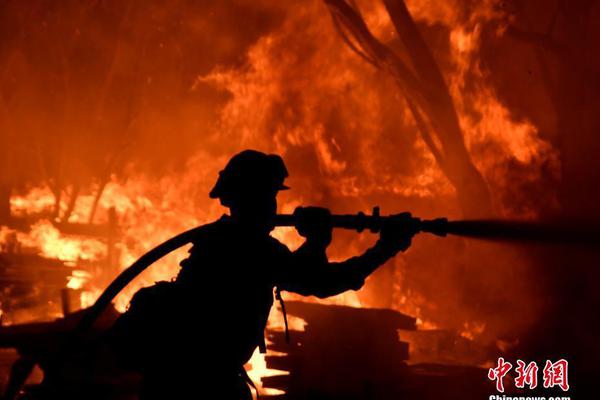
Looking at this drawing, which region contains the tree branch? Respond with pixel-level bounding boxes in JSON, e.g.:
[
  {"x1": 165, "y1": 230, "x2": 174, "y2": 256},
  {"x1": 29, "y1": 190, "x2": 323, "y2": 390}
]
[{"x1": 324, "y1": 0, "x2": 492, "y2": 216}]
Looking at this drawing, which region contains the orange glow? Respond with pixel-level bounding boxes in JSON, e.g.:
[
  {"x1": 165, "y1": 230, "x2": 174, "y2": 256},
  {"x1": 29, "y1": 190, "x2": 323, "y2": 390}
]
[{"x1": 0, "y1": 0, "x2": 564, "y2": 389}]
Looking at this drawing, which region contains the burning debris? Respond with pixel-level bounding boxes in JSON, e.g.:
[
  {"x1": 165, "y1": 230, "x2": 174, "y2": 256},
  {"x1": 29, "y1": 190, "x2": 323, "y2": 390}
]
[{"x1": 0, "y1": 202, "x2": 118, "y2": 324}]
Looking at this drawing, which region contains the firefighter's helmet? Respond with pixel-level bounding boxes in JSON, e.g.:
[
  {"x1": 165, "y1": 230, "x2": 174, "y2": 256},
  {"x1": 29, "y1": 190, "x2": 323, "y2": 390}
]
[{"x1": 209, "y1": 150, "x2": 289, "y2": 206}]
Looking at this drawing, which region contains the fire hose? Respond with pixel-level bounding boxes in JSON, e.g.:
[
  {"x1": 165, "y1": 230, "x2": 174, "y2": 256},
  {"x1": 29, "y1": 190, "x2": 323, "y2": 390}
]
[
  {"x1": 73, "y1": 207, "x2": 599, "y2": 336},
  {"x1": 73, "y1": 207, "x2": 441, "y2": 336}
]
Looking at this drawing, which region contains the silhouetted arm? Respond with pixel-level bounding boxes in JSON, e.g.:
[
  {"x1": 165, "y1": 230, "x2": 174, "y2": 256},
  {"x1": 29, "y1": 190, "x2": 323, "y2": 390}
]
[
  {"x1": 277, "y1": 206, "x2": 415, "y2": 298},
  {"x1": 277, "y1": 238, "x2": 406, "y2": 298}
]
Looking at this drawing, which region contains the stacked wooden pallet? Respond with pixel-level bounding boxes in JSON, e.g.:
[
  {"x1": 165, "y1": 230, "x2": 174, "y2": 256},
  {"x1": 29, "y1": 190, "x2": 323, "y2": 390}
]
[
  {"x1": 261, "y1": 301, "x2": 491, "y2": 400},
  {"x1": 262, "y1": 301, "x2": 416, "y2": 399}
]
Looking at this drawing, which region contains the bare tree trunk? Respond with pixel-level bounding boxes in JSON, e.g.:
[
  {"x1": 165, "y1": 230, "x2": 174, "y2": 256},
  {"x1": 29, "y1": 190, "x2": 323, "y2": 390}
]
[
  {"x1": 324, "y1": 0, "x2": 492, "y2": 217},
  {"x1": 60, "y1": 184, "x2": 81, "y2": 223}
]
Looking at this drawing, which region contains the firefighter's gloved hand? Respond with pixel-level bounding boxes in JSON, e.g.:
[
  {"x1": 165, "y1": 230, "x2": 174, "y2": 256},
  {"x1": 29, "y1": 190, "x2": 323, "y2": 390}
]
[
  {"x1": 294, "y1": 206, "x2": 333, "y2": 248},
  {"x1": 378, "y1": 212, "x2": 419, "y2": 255}
]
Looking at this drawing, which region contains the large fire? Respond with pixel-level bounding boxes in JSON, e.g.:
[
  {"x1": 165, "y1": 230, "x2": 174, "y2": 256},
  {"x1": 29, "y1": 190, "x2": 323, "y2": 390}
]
[{"x1": 0, "y1": 0, "x2": 571, "y2": 394}]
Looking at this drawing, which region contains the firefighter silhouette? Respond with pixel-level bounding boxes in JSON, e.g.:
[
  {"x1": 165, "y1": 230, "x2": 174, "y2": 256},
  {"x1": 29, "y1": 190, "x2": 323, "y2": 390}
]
[{"x1": 107, "y1": 149, "x2": 416, "y2": 399}]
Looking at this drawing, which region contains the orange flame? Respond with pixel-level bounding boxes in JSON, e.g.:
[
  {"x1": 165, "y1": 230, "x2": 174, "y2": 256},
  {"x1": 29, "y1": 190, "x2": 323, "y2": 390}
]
[{"x1": 0, "y1": 0, "x2": 562, "y2": 384}]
